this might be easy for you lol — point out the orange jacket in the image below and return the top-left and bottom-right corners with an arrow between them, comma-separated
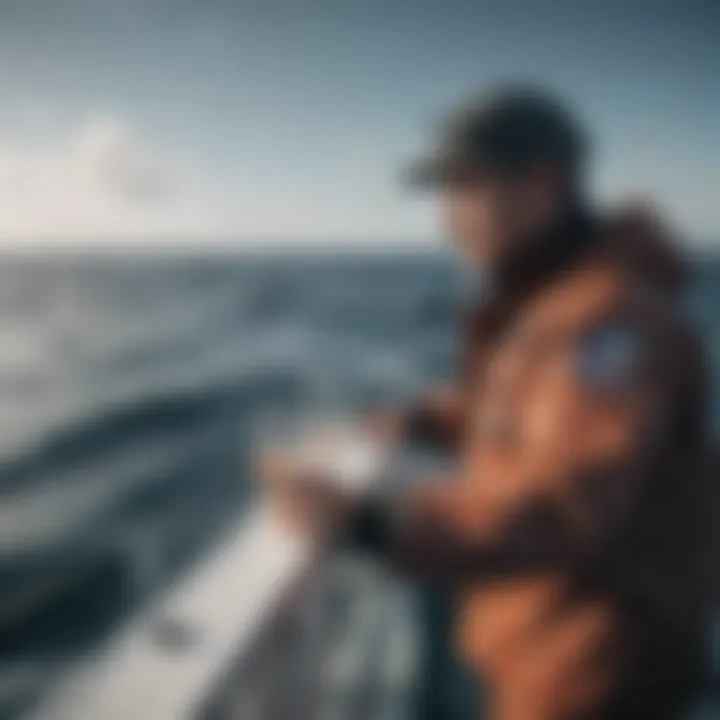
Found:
388,207 -> 717,719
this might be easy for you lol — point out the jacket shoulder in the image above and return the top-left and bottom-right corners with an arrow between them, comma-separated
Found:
598,202 -> 688,295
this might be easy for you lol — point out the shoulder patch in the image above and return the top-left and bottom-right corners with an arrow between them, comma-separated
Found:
574,322 -> 645,395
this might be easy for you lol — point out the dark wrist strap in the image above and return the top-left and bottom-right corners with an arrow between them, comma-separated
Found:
343,493 -> 397,557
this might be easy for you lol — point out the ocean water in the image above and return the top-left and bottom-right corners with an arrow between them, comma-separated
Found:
0,251 -> 719,718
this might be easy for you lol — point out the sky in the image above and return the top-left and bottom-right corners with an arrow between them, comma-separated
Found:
0,0 -> 717,247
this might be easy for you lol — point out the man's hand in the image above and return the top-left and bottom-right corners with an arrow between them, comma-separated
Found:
257,449 -> 357,542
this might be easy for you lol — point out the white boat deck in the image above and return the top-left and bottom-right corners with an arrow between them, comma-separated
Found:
30,507 -> 418,720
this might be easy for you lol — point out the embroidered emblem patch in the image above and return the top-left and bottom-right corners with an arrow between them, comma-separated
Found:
575,323 -> 644,395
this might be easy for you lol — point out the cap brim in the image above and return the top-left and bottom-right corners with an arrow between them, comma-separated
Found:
403,155 -> 490,189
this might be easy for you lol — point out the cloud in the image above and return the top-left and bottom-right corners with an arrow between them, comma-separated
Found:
0,114 -> 238,244
72,118 -> 173,204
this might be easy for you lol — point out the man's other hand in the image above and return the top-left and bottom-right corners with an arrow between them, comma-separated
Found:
367,410 -> 406,445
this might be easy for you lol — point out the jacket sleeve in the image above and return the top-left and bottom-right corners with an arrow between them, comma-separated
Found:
353,305 -> 696,584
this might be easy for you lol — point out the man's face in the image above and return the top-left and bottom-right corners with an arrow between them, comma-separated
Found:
441,163 -> 564,269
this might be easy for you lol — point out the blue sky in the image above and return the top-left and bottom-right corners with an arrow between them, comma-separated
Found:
0,0 -> 717,246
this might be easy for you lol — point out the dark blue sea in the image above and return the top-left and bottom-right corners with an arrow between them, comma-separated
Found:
0,251 -> 719,718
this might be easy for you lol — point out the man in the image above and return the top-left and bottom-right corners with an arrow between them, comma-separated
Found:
271,85 -> 719,719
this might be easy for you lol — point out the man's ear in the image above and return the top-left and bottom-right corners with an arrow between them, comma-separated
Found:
530,161 -> 565,216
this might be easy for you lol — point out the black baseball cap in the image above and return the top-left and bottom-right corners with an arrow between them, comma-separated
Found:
406,85 -> 587,188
